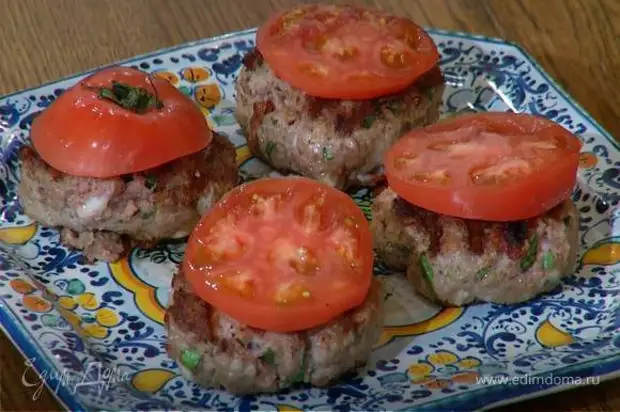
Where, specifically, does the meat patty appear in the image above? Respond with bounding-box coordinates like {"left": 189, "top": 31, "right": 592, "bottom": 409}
{"left": 371, "top": 187, "right": 579, "bottom": 305}
{"left": 165, "top": 268, "right": 384, "bottom": 395}
{"left": 234, "top": 49, "right": 444, "bottom": 189}
{"left": 19, "top": 133, "right": 238, "bottom": 262}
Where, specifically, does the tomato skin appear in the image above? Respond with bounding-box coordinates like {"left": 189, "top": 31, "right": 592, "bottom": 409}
{"left": 31, "top": 66, "right": 212, "bottom": 178}
{"left": 183, "top": 177, "right": 374, "bottom": 333}
{"left": 385, "top": 112, "right": 582, "bottom": 221}
{"left": 257, "top": 4, "right": 439, "bottom": 100}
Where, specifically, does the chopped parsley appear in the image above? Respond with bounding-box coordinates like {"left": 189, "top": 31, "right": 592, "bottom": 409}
{"left": 543, "top": 251, "right": 555, "bottom": 271}
{"left": 265, "top": 141, "right": 276, "bottom": 161}
{"left": 420, "top": 253, "right": 434, "bottom": 282}
{"left": 476, "top": 267, "right": 491, "bottom": 280}
{"left": 144, "top": 175, "right": 158, "bottom": 191}
{"left": 260, "top": 348, "right": 276, "bottom": 366}
{"left": 419, "top": 253, "right": 437, "bottom": 298}
{"left": 519, "top": 234, "right": 539, "bottom": 272}
{"left": 99, "top": 81, "right": 163, "bottom": 113}
{"left": 141, "top": 210, "right": 156, "bottom": 219}
{"left": 386, "top": 241, "right": 411, "bottom": 257}
{"left": 423, "top": 87, "right": 434, "bottom": 101}
{"left": 290, "top": 351, "right": 307, "bottom": 385}
{"left": 290, "top": 369, "right": 305, "bottom": 384}
{"left": 361, "top": 114, "right": 377, "bottom": 129}
{"left": 322, "top": 146, "right": 334, "bottom": 161}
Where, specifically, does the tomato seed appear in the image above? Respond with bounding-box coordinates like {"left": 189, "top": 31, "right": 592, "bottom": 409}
{"left": 471, "top": 158, "right": 532, "bottom": 185}
{"left": 411, "top": 170, "right": 451, "bottom": 185}
{"left": 380, "top": 46, "right": 409, "bottom": 69}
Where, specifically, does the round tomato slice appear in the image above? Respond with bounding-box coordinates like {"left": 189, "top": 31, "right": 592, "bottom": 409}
{"left": 256, "top": 4, "right": 439, "bottom": 100}
{"left": 183, "top": 177, "right": 373, "bottom": 333}
{"left": 31, "top": 66, "right": 212, "bottom": 178}
{"left": 384, "top": 112, "right": 582, "bottom": 221}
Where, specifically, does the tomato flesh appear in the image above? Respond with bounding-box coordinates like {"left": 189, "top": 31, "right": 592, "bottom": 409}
{"left": 31, "top": 66, "right": 212, "bottom": 178}
{"left": 256, "top": 4, "right": 439, "bottom": 99}
{"left": 184, "top": 177, "right": 373, "bottom": 332}
{"left": 385, "top": 112, "right": 582, "bottom": 221}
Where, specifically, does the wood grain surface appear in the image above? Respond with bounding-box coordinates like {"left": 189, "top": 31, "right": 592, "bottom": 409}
{"left": 0, "top": 0, "right": 619, "bottom": 411}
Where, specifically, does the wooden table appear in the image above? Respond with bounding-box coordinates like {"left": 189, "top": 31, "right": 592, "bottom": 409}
{"left": 1, "top": 0, "right": 619, "bottom": 410}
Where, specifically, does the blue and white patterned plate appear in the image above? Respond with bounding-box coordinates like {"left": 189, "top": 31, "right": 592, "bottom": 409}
{"left": 1, "top": 28, "right": 619, "bottom": 412}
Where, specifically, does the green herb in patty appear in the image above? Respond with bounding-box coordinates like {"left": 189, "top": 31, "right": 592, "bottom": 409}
{"left": 322, "top": 146, "right": 334, "bottom": 161}
{"left": 145, "top": 175, "right": 158, "bottom": 192}
{"left": 141, "top": 210, "right": 156, "bottom": 219}
{"left": 476, "top": 266, "right": 491, "bottom": 280}
{"left": 289, "top": 350, "right": 307, "bottom": 385}
{"left": 265, "top": 141, "right": 276, "bottom": 161}
{"left": 420, "top": 253, "right": 434, "bottom": 282}
{"left": 543, "top": 250, "right": 555, "bottom": 271}
{"left": 361, "top": 114, "right": 377, "bottom": 129}
{"left": 260, "top": 348, "right": 276, "bottom": 366}
{"left": 520, "top": 234, "right": 539, "bottom": 272}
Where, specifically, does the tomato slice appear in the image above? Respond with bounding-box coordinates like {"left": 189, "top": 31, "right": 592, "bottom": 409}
{"left": 256, "top": 4, "right": 439, "bottom": 100}
{"left": 384, "top": 112, "right": 582, "bottom": 221}
{"left": 183, "top": 177, "right": 373, "bottom": 332}
{"left": 31, "top": 66, "right": 212, "bottom": 178}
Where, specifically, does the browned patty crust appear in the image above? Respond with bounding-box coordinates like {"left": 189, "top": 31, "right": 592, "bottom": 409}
{"left": 235, "top": 48, "right": 445, "bottom": 189}
{"left": 165, "top": 267, "right": 384, "bottom": 395}
{"left": 19, "top": 133, "right": 238, "bottom": 262}
{"left": 371, "top": 187, "right": 580, "bottom": 305}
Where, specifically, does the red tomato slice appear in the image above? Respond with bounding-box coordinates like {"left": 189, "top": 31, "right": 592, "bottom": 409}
{"left": 384, "top": 112, "right": 582, "bottom": 221}
{"left": 256, "top": 4, "right": 439, "bottom": 100}
{"left": 31, "top": 66, "right": 212, "bottom": 178}
{"left": 183, "top": 177, "right": 373, "bottom": 333}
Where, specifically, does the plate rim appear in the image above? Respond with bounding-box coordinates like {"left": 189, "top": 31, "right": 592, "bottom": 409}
{"left": 0, "top": 26, "right": 618, "bottom": 412}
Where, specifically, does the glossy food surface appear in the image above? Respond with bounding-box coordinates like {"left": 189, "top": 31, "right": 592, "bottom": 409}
{"left": 385, "top": 112, "right": 582, "bottom": 221}
{"left": 183, "top": 177, "right": 374, "bottom": 333}
{"left": 256, "top": 4, "right": 439, "bottom": 99}
{"left": 31, "top": 66, "right": 213, "bottom": 177}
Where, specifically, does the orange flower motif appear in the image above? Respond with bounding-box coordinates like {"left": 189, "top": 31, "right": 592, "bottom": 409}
{"left": 578, "top": 152, "right": 598, "bottom": 169}
{"left": 153, "top": 71, "right": 180, "bottom": 86}
{"left": 181, "top": 67, "right": 210, "bottom": 83}
{"left": 194, "top": 84, "right": 222, "bottom": 110}
{"left": 10, "top": 279, "right": 35, "bottom": 295}
{"left": 406, "top": 350, "right": 482, "bottom": 389}
{"left": 22, "top": 295, "right": 52, "bottom": 313}
{"left": 54, "top": 293, "right": 119, "bottom": 340}
{"left": 14, "top": 275, "right": 121, "bottom": 341}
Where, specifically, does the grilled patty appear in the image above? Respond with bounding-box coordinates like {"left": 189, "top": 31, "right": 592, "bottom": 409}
{"left": 371, "top": 187, "right": 579, "bottom": 305}
{"left": 165, "top": 268, "right": 384, "bottom": 395}
{"left": 19, "top": 133, "right": 238, "bottom": 262}
{"left": 234, "top": 49, "right": 444, "bottom": 189}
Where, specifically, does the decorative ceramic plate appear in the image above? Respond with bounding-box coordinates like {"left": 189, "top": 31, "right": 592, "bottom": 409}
{"left": 1, "top": 28, "right": 619, "bottom": 412}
